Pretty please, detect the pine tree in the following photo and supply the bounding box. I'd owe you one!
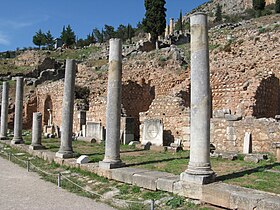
[92,28,104,43]
[127,24,134,43]
[175,10,183,31]
[253,0,266,11]
[276,0,280,13]
[45,30,54,49]
[32,29,46,49]
[142,0,166,44]
[60,25,76,47]
[215,4,222,22]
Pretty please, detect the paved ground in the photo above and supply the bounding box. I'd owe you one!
[0,156,115,210]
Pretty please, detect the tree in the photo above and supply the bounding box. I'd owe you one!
[175,10,184,31]
[92,28,104,43]
[215,4,222,22]
[127,24,134,43]
[276,0,280,13]
[33,29,46,49]
[253,0,266,17]
[116,24,127,41]
[103,25,115,41]
[60,25,76,47]
[142,0,166,44]
[45,30,54,49]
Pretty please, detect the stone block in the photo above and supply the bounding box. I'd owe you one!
[156,175,180,192]
[244,154,268,163]
[76,155,89,164]
[111,167,150,184]
[86,122,104,142]
[180,172,216,185]
[257,196,280,210]
[141,119,163,146]
[29,145,46,150]
[202,183,231,209]
[132,171,174,191]
[173,181,203,200]
[225,114,242,121]
[243,132,252,154]
[76,136,96,143]
[128,141,140,146]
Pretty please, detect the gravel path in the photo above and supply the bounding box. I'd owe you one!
[0,156,115,210]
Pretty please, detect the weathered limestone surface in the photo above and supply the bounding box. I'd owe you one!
[111,168,150,184]
[56,59,76,158]
[29,112,45,150]
[0,82,9,140]
[181,13,215,184]
[99,39,124,169]
[132,171,177,191]
[11,77,24,144]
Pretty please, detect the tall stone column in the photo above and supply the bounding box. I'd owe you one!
[0,81,9,140]
[56,59,76,158]
[30,112,45,150]
[99,38,125,169]
[169,18,174,35]
[180,13,215,184]
[164,25,169,38]
[11,77,24,144]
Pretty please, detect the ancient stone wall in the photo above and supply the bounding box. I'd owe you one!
[139,95,190,147]
[211,118,279,155]
[36,80,64,128]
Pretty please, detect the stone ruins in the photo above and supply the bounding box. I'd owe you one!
[0,10,280,209]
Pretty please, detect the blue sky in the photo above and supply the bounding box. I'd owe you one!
[0,0,208,52]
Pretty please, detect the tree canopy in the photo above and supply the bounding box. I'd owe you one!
[61,25,76,47]
[32,29,46,49]
[142,0,167,43]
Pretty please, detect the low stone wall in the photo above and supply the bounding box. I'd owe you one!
[211,118,280,155]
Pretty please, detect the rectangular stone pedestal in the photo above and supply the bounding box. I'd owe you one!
[99,161,125,170]
[55,152,74,159]
[11,139,24,144]
[180,172,216,185]
[29,145,46,150]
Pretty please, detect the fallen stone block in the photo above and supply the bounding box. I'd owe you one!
[76,155,89,164]
[244,154,268,163]
[76,136,96,143]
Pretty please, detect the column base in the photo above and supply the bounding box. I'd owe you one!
[55,151,74,159]
[180,171,216,185]
[0,136,9,140]
[29,144,46,150]
[11,138,24,144]
[99,160,125,169]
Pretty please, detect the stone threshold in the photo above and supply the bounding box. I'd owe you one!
[1,140,280,210]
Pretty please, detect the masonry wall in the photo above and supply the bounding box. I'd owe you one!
[211,118,279,155]
[139,95,190,147]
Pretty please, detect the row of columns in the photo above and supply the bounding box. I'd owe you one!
[0,12,214,185]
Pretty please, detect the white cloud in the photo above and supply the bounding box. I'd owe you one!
[0,32,10,46]
[0,16,50,29]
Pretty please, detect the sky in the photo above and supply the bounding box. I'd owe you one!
[0,0,208,52]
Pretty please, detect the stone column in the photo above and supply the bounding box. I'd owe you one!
[56,59,76,158]
[11,77,24,144]
[99,39,125,169]
[30,112,45,150]
[164,25,169,38]
[0,81,9,140]
[169,18,174,35]
[180,13,215,184]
